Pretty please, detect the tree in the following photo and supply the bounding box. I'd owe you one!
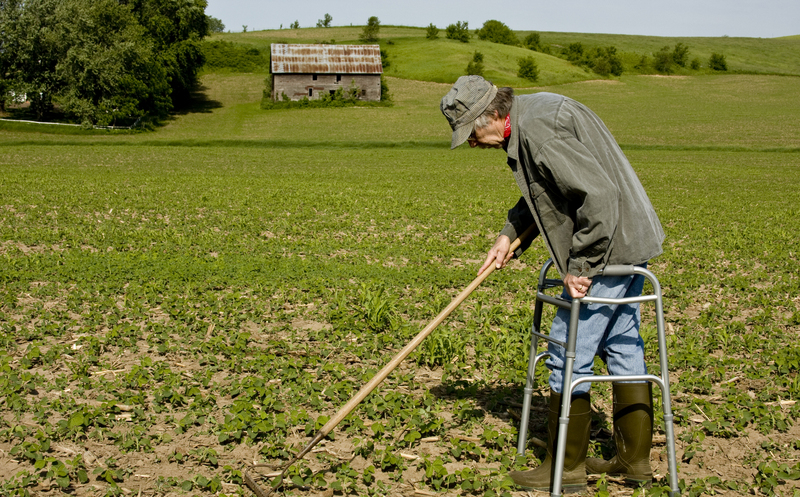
[690,57,701,70]
[125,0,209,108]
[0,0,208,124]
[316,13,332,28]
[465,51,484,77]
[54,0,169,126]
[476,20,518,45]
[0,0,63,119]
[517,56,539,82]
[523,32,541,51]
[672,42,689,67]
[426,23,439,40]
[445,21,470,43]
[653,46,673,73]
[207,15,224,33]
[360,16,380,42]
[290,20,299,29]
[709,53,727,71]
[563,42,584,62]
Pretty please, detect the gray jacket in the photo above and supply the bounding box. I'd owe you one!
[499,93,664,278]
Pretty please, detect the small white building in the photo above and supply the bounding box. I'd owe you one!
[270,44,383,102]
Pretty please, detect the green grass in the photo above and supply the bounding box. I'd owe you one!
[209,25,800,82]
[2,63,800,497]
[521,31,800,75]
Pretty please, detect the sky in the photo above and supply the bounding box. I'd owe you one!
[205,0,799,38]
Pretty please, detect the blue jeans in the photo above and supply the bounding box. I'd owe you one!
[545,268,647,395]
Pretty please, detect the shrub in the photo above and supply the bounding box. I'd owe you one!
[589,46,623,76]
[426,23,439,40]
[262,76,272,101]
[360,16,380,42]
[523,32,541,51]
[445,21,470,43]
[563,42,584,62]
[465,51,484,77]
[476,20,518,46]
[201,41,268,72]
[690,57,701,70]
[709,52,727,71]
[517,56,539,82]
[380,75,391,102]
[380,49,390,69]
[672,42,689,67]
[653,46,673,73]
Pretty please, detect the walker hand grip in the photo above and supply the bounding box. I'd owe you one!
[599,264,635,276]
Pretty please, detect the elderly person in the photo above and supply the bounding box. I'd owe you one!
[440,76,664,492]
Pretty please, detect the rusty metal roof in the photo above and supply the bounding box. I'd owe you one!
[270,44,383,75]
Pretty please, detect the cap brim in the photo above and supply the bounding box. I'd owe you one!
[451,122,473,149]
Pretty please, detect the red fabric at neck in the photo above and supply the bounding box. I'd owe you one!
[504,114,511,138]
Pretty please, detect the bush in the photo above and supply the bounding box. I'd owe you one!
[589,46,623,76]
[380,49,390,69]
[523,32,541,51]
[201,41,269,72]
[653,46,673,73]
[476,20,518,46]
[672,42,689,67]
[360,16,380,43]
[709,53,727,71]
[517,56,539,82]
[563,42,584,63]
[465,51,484,77]
[426,23,439,40]
[380,75,391,102]
[690,57,701,70]
[445,21,470,43]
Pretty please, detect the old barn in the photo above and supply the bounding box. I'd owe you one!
[269,44,383,102]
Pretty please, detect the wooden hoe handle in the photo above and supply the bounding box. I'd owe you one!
[248,225,536,496]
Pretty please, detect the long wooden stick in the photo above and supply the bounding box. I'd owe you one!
[246,226,535,496]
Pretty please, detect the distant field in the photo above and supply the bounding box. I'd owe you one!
[208,25,800,85]
[2,61,800,497]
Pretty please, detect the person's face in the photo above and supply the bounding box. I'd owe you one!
[467,112,505,149]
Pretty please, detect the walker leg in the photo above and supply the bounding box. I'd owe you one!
[551,298,582,497]
[516,333,539,456]
[517,298,545,457]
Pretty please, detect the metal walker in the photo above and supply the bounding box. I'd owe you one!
[515,259,680,496]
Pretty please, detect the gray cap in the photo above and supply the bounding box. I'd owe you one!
[440,75,498,149]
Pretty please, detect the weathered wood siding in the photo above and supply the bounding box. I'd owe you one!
[272,74,381,102]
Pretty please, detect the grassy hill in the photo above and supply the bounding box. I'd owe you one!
[206,25,800,86]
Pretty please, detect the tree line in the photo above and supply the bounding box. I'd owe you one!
[427,19,729,81]
[0,0,217,127]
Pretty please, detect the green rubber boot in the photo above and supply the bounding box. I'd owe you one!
[586,383,654,483]
[509,389,591,493]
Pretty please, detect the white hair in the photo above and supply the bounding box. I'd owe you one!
[474,114,492,130]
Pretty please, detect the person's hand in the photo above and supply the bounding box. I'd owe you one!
[564,273,592,298]
[478,235,512,275]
